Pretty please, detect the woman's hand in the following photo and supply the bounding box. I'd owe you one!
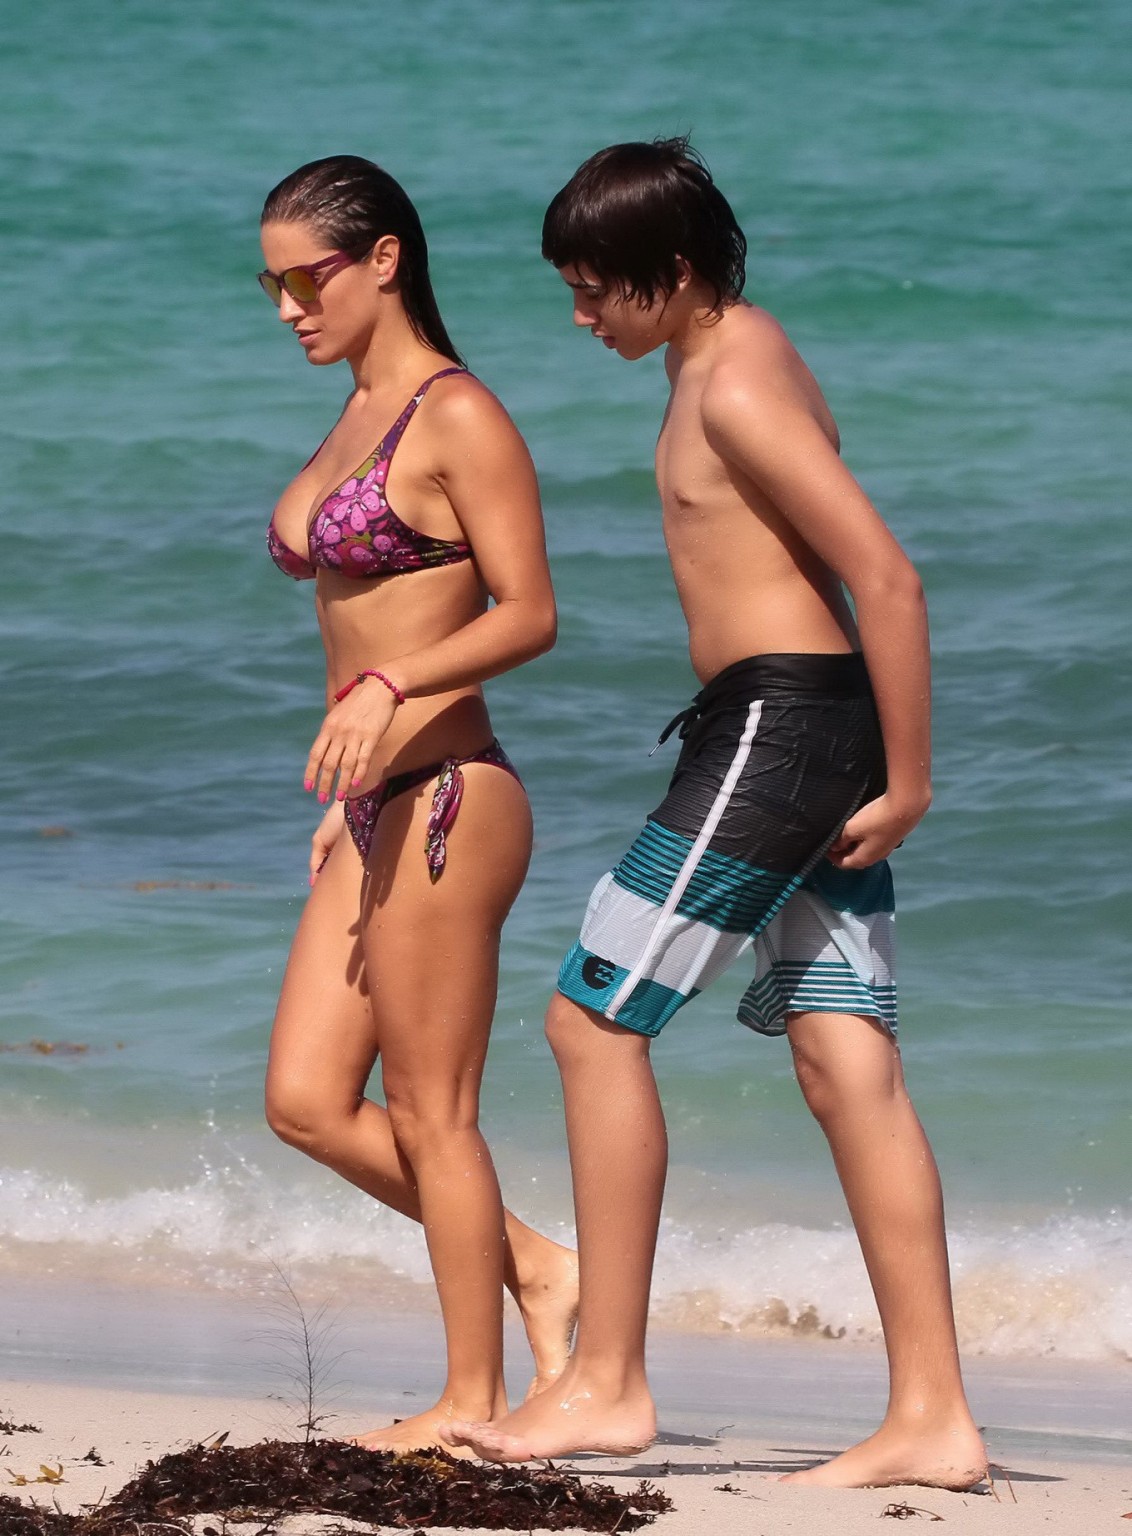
[309,800,347,886]
[826,790,931,869]
[304,675,400,804]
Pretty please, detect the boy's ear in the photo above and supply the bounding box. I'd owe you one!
[674,255,693,292]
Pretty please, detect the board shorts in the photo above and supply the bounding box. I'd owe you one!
[557,653,898,1039]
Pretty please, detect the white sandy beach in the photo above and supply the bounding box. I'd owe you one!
[3,1374,1130,1535]
[2,1278,1128,1533]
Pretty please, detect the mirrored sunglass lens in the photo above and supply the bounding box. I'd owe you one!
[258,273,283,304]
[283,268,320,302]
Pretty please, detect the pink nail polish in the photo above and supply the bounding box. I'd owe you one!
[303,779,313,792]
[318,792,328,804]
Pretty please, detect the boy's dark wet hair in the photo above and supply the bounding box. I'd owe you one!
[262,155,464,365]
[542,137,747,311]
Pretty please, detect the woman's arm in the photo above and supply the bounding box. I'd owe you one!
[703,364,931,868]
[309,799,347,884]
[304,383,557,802]
[383,382,558,696]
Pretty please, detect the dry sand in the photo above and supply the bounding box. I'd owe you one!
[2,1374,1129,1535]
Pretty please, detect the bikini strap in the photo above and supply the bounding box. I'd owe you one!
[378,367,467,462]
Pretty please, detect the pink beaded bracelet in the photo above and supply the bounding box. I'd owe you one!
[334,669,406,706]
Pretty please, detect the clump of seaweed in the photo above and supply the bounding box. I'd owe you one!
[0,1495,87,1534]
[880,1502,945,1521]
[4,1439,672,1533]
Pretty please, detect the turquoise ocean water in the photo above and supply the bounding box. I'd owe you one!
[2,0,1129,1363]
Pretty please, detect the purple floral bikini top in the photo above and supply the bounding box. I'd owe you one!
[267,367,472,580]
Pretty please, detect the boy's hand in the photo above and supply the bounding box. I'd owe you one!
[310,800,347,886]
[827,792,930,869]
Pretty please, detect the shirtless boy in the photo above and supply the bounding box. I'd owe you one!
[445,138,987,1491]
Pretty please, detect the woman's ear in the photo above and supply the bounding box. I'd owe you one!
[370,233,401,287]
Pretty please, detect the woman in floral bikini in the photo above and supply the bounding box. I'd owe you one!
[258,155,576,1452]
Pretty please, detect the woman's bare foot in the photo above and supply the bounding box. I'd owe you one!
[508,1238,579,1399]
[441,1367,655,1463]
[350,1397,505,1461]
[780,1417,988,1490]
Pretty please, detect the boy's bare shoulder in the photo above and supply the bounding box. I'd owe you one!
[702,305,800,406]
[701,304,831,440]
[722,301,794,349]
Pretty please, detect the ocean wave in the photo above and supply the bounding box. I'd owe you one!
[4,1165,1128,1363]
[650,1213,1132,1362]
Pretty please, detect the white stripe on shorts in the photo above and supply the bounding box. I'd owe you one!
[606,699,763,1017]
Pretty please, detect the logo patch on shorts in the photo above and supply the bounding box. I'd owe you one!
[581,954,618,990]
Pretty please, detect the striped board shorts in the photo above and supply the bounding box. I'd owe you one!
[557,653,898,1039]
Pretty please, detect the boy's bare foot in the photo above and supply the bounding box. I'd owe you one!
[780,1418,988,1490]
[350,1398,504,1460]
[441,1369,655,1463]
[510,1239,579,1398]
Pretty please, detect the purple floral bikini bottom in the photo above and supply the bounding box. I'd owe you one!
[343,740,520,882]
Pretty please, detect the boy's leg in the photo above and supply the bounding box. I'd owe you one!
[444,992,663,1460]
[782,1010,987,1489]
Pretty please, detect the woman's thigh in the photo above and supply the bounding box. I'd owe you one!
[266,826,379,1120]
[362,763,533,1108]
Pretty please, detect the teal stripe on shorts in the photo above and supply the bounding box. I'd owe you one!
[612,820,793,934]
[558,941,694,1037]
[739,961,898,1036]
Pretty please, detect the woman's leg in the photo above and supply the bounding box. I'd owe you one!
[781,1011,987,1489]
[346,763,534,1447]
[265,800,576,1409]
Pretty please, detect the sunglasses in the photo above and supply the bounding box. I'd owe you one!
[257,251,355,305]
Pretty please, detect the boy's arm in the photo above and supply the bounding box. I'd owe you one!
[703,368,931,869]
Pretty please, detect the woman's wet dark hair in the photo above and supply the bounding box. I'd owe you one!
[262,155,464,366]
[542,137,746,312]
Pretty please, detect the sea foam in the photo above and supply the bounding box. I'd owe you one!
[4,1165,1127,1363]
